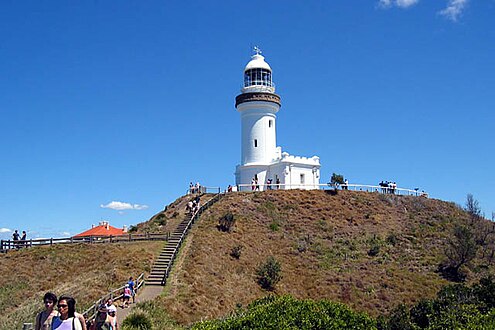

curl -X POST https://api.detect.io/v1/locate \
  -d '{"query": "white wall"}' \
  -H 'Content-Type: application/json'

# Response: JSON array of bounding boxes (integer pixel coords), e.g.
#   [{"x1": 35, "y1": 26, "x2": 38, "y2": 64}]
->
[{"x1": 238, "y1": 101, "x2": 279, "y2": 165}]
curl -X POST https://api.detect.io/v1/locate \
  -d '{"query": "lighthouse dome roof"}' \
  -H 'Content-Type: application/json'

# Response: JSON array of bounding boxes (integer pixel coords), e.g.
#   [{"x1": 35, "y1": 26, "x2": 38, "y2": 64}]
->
[{"x1": 244, "y1": 54, "x2": 272, "y2": 72}]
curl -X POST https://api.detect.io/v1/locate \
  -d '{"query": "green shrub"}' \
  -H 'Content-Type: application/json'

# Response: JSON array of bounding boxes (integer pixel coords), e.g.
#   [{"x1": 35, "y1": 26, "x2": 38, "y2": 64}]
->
[
  {"x1": 122, "y1": 312, "x2": 152, "y2": 330},
  {"x1": 269, "y1": 221, "x2": 279, "y2": 232},
  {"x1": 230, "y1": 245, "x2": 242, "y2": 259},
  {"x1": 386, "y1": 233, "x2": 398, "y2": 246},
  {"x1": 218, "y1": 212, "x2": 235, "y2": 232},
  {"x1": 256, "y1": 256, "x2": 282, "y2": 290},
  {"x1": 191, "y1": 295, "x2": 377, "y2": 330}
]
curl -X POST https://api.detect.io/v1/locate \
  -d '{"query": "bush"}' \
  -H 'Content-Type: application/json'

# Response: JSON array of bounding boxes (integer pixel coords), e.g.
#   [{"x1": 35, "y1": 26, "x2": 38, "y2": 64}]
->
[
  {"x1": 122, "y1": 312, "x2": 152, "y2": 330},
  {"x1": 386, "y1": 233, "x2": 398, "y2": 246},
  {"x1": 191, "y1": 295, "x2": 377, "y2": 330},
  {"x1": 230, "y1": 245, "x2": 242, "y2": 259},
  {"x1": 256, "y1": 256, "x2": 282, "y2": 290},
  {"x1": 440, "y1": 224, "x2": 478, "y2": 282},
  {"x1": 218, "y1": 212, "x2": 236, "y2": 232},
  {"x1": 379, "y1": 277, "x2": 495, "y2": 330},
  {"x1": 330, "y1": 173, "x2": 345, "y2": 186}
]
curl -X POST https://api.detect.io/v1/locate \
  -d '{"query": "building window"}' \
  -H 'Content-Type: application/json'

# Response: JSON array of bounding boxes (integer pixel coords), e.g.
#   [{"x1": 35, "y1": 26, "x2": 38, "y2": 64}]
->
[
  {"x1": 300, "y1": 174, "x2": 305, "y2": 184},
  {"x1": 254, "y1": 139, "x2": 258, "y2": 147},
  {"x1": 269, "y1": 120, "x2": 273, "y2": 128}
]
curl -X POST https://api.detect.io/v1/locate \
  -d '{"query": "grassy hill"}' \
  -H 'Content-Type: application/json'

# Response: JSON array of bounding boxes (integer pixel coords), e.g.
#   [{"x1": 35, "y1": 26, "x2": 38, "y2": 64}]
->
[
  {"x1": 139, "y1": 190, "x2": 494, "y2": 327},
  {"x1": 0, "y1": 241, "x2": 162, "y2": 330},
  {"x1": 2, "y1": 190, "x2": 494, "y2": 329}
]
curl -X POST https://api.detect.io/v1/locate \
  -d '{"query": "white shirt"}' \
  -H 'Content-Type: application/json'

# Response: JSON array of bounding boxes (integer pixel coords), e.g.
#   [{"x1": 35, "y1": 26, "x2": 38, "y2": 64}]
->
[{"x1": 51, "y1": 317, "x2": 82, "y2": 330}]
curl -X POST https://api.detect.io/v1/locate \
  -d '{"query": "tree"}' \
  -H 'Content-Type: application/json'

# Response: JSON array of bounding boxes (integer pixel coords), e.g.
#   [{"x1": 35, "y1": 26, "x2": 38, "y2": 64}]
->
[
  {"x1": 465, "y1": 194, "x2": 483, "y2": 221},
  {"x1": 256, "y1": 256, "x2": 282, "y2": 290},
  {"x1": 330, "y1": 173, "x2": 344, "y2": 188},
  {"x1": 442, "y1": 224, "x2": 478, "y2": 282}
]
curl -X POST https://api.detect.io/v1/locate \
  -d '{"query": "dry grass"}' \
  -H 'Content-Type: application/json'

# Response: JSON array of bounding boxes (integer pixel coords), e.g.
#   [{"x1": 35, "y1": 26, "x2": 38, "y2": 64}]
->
[
  {"x1": 0, "y1": 241, "x2": 162, "y2": 330},
  {"x1": 153, "y1": 190, "x2": 494, "y2": 326},
  {"x1": 4, "y1": 190, "x2": 493, "y2": 329}
]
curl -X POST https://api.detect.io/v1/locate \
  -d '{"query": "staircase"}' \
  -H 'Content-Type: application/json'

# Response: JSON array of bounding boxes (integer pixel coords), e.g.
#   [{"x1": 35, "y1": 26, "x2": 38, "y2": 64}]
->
[{"x1": 146, "y1": 193, "x2": 222, "y2": 286}]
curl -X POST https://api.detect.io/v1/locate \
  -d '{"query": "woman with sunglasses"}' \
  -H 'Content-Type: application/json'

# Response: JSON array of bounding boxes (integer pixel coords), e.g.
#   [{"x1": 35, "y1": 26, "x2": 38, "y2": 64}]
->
[
  {"x1": 35, "y1": 292, "x2": 59, "y2": 330},
  {"x1": 51, "y1": 295, "x2": 83, "y2": 330}
]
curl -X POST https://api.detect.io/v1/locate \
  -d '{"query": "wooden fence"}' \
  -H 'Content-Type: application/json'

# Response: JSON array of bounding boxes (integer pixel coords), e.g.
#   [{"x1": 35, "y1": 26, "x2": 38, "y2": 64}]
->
[{"x1": 1, "y1": 233, "x2": 169, "y2": 252}]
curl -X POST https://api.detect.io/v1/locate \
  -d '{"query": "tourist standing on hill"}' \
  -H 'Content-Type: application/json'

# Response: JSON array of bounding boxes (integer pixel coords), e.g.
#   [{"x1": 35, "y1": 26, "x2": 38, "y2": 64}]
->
[
  {"x1": 122, "y1": 285, "x2": 132, "y2": 308},
  {"x1": 35, "y1": 292, "x2": 59, "y2": 330},
  {"x1": 105, "y1": 305, "x2": 119, "y2": 329},
  {"x1": 51, "y1": 295, "x2": 82, "y2": 330},
  {"x1": 20, "y1": 230, "x2": 27, "y2": 247},
  {"x1": 127, "y1": 277, "x2": 136, "y2": 304},
  {"x1": 12, "y1": 230, "x2": 20, "y2": 248}
]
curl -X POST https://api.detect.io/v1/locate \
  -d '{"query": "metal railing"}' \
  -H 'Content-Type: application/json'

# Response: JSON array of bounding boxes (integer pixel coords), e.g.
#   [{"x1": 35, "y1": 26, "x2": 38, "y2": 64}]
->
[
  {"x1": 157, "y1": 191, "x2": 223, "y2": 286},
  {"x1": 234, "y1": 183, "x2": 428, "y2": 197},
  {"x1": 186, "y1": 186, "x2": 221, "y2": 195},
  {"x1": 1, "y1": 233, "x2": 169, "y2": 252}
]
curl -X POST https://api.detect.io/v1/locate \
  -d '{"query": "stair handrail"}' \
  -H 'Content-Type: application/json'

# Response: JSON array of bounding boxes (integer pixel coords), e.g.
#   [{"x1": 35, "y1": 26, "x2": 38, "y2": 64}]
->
[{"x1": 156, "y1": 191, "x2": 223, "y2": 285}]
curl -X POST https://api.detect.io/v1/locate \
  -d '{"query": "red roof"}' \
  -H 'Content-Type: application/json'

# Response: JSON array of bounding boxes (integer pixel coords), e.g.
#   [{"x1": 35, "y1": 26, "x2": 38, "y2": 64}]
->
[{"x1": 74, "y1": 224, "x2": 125, "y2": 238}]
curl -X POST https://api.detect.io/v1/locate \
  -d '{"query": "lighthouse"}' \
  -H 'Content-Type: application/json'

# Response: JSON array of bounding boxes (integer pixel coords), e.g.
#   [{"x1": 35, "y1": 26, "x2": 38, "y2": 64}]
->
[{"x1": 235, "y1": 48, "x2": 321, "y2": 190}]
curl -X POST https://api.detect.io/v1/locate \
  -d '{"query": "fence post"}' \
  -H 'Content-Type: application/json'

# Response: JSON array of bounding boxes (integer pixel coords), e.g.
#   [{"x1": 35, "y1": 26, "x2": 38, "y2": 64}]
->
[
  {"x1": 50, "y1": 238, "x2": 53, "y2": 246},
  {"x1": 0, "y1": 240, "x2": 3, "y2": 251}
]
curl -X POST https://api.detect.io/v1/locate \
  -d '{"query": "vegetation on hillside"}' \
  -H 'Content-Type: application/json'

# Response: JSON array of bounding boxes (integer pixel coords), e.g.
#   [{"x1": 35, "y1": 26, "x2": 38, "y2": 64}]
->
[
  {"x1": 4, "y1": 190, "x2": 494, "y2": 330},
  {"x1": 0, "y1": 242, "x2": 162, "y2": 330},
  {"x1": 146, "y1": 190, "x2": 494, "y2": 326}
]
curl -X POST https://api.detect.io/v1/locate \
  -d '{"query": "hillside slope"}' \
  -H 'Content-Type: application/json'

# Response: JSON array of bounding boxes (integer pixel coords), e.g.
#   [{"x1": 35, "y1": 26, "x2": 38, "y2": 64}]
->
[
  {"x1": 149, "y1": 190, "x2": 494, "y2": 325},
  {"x1": 0, "y1": 241, "x2": 162, "y2": 330}
]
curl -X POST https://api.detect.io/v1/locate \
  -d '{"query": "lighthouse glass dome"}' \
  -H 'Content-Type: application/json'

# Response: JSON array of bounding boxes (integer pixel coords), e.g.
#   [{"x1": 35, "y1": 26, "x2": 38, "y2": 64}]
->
[{"x1": 244, "y1": 68, "x2": 273, "y2": 88}]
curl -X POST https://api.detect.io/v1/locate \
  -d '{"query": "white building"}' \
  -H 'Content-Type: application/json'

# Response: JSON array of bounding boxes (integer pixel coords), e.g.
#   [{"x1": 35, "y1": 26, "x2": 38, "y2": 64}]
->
[{"x1": 235, "y1": 49, "x2": 321, "y2": 191}]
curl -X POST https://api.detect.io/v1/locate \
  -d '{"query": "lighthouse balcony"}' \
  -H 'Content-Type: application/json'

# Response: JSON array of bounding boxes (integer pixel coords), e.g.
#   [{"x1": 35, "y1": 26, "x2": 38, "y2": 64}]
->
[{"x1": 241, "y1": 83, "x2": 275, "y2": 94}]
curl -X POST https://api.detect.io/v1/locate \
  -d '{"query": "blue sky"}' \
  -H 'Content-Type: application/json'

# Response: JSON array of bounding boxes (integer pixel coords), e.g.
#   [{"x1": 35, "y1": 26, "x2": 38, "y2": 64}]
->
[{"x1": 0, "y1": 0, "x2": 494, "y2": 239}]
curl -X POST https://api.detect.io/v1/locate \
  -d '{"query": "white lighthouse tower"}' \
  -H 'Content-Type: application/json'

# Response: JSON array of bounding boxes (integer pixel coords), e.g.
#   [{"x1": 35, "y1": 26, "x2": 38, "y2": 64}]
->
[{"x1": 235, "y1": 48, "x2": 321, "y2": 190}]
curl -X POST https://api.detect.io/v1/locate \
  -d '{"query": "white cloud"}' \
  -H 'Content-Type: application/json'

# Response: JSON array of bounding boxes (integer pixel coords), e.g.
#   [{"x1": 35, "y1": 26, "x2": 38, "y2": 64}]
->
[
  {"x1": 0, "y1": 228, "x2": 11, "y2": 233},
  {"x1": 378, "y1": 0, "x2": 419, "y2": 8},
  {"x1": 61, "y1": 231, "x2": 71, "y2": 237},
  {"x1": 100, "y1": 201, "x2": 149, "y2": 211},
  {"x1": 439, "y1": 0, "x2": 468, "y2": 21}
]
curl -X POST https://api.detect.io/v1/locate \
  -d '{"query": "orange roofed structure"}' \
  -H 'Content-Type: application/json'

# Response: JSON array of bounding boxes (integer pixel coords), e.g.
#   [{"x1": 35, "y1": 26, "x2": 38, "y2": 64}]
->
[{"x1": 73, "y1": 221, "x2": 127, "y2": 238}]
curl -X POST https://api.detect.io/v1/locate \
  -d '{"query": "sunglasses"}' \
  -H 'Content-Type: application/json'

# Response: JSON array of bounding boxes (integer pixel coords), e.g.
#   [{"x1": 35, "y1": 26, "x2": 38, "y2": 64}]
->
[{"x1": 57, "y1": 304, "x2": 68, "y2": 308}]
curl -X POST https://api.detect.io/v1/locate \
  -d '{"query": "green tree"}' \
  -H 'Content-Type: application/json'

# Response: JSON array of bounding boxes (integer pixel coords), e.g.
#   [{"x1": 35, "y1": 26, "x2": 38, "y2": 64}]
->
[
  {"x1": 256, "y1": 256, "x2": 282, "y2": 290},
  {"x1": 442, "y1": 224, "x2": 478, "y2": 281}
]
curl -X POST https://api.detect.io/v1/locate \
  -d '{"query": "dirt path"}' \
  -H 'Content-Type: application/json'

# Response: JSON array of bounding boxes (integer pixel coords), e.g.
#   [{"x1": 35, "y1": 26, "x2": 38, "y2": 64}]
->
[{"x1": 116, "y1": 285, "x2": 163, "y2": 326}]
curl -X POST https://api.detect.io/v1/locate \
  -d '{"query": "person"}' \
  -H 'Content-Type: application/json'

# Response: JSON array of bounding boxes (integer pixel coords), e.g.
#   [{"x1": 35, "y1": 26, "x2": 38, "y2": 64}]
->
[
  {"x1": 266, "y1": 179, "x2": 272, "y2": 190},
  {"x1": 20, "y1": 230, "x2": 27, "y2": 247},
  {"x1": 75, "y1": 311, "x2": 87, "y2": 330},
  {"x1": 227, "y1": 184, "x2": 232, "y2": 193},
  {"x1": 105, "y1": 305, "x2": 118, "y2": 330},
  {"x1": 127, "y1": 277, "x2": 136, "y2": 304},
  {"x1": 122, "y1": 285, "x2": 131, "y2": 308},
  {"x1": 343, "y1": 179, "x2": 349, "y2": 190},
  {"x1": 276, "y1": 178, "x2": 281, "y2": 189},
  {"x1": 12, "y1": 230, "x2": 20, "y2": 249},
  {"x1": 251, "y1": 178, "x2": 256, "y2": 191},
  {"x1": 35, "y1": 292, "x2": 59, "y2": 330},
  {"x1": 186, "y1": 200, "x2": 194, "y2": 214},
  {"x1": 92, "y1": 304, "x2": 107, "y2": 330},
  {"x1": 51, "y1": 295, "x2": 83, "y2": 330},
  {"x1": 189, "y1": 182, "x2": 194, "y2": 194},
  {"x1": 105, "y1": 298, "x2": 114, "y2": 311}
]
